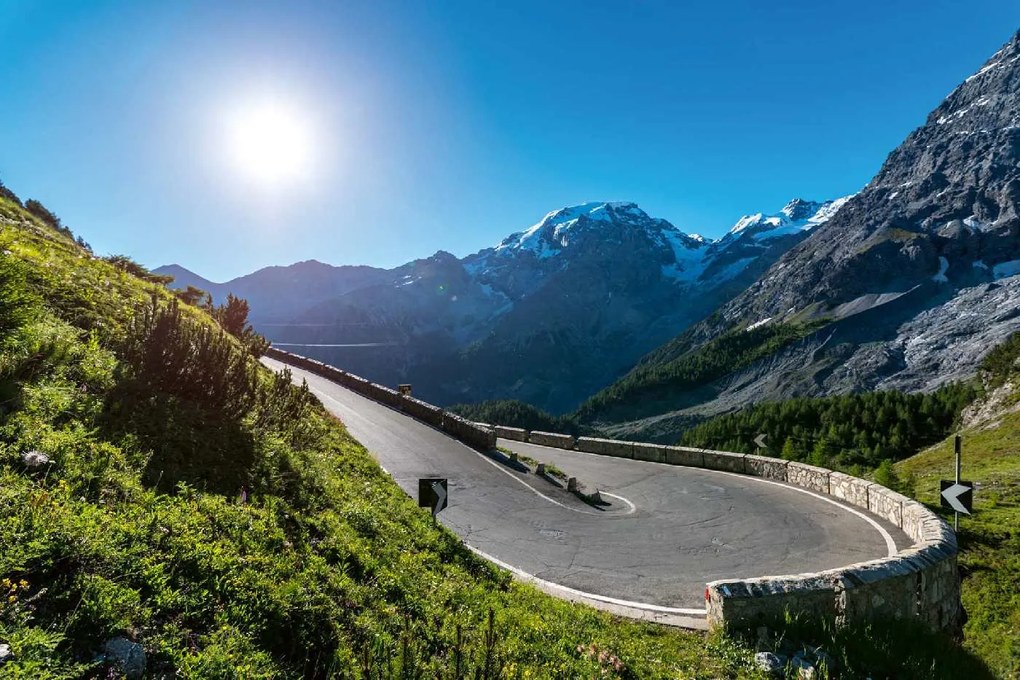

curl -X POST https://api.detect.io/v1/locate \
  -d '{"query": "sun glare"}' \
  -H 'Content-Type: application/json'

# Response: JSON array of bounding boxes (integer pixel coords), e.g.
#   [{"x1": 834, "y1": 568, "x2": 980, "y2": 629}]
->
[{"x1": 228, "y1": 102, "x2": 313, "y2": 186}]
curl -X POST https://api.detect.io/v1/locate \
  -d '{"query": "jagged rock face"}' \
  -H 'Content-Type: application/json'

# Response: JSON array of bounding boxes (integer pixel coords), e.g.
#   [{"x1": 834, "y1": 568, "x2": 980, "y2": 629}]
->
[
  {"x1": 724, "y1": 31, "x2": 1020, "y2": 328},
  {"x1": 596, "y1": 30, "x2": 1020, "y2": 441}
]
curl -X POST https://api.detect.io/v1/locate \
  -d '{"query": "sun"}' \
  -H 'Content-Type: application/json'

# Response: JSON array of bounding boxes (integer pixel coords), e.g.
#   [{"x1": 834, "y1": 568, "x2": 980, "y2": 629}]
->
[{"x1": 227, "y1": 101, "x2": 313, "y2": 186}]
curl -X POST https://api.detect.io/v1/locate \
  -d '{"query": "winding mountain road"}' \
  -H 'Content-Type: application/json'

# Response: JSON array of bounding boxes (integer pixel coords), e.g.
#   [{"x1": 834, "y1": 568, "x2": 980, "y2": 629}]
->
[{"x1": 263, "y1": 357, "x2": 909, "y2": 627}]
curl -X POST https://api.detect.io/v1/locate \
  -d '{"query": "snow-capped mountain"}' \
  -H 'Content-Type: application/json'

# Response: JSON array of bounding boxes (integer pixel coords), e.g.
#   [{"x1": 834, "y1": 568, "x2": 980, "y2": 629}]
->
[
  {"x1": 158, "y1": 196, "x2": 849, "y2": 412},
  {"x1": 722, "y1": 197, "x2": 854, "y2": 243}
]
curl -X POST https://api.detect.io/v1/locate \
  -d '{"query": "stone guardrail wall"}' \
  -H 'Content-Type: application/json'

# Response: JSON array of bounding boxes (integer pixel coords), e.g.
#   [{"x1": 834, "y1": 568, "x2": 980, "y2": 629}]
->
[
  {"x1": 501, "y1": 426, "x2": 962, "y2": 633},
  {"x1": 263, "y1": 348, "x2": 496, "y2": 451}
]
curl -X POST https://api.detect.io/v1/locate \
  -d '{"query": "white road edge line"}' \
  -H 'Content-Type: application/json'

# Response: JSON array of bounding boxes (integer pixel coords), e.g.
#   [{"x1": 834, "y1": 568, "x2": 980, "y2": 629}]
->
[
  {"x1": 466, "y1": 545, "x2": 706, "y2": 616},
  {"x1": 598, "y1": 491, "x2": 636, "y2": 514},
  {"x1": 511, "y1": 440, "x2": 900, "y2": 558}
]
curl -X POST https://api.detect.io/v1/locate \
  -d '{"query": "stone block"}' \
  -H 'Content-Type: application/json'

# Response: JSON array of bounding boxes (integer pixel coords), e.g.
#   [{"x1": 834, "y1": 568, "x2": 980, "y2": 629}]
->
[
  {"x1": 664, "y1": 446, "x2": 704, "y2": 468},
  {"x1": 575, "y1": 437, "x2": 634, "y2": 458},
  {"x1": 494, "y1": 426, "x2": 528, "y2": 442},
  {"x1": 367, "y1": 383, "x2": 403, "y2": 408},
  {"x1": 441, "y1": 412, "x2": 496, "y2": 450},
  {"x1": 528, "y1": 431, "x2": 575, "y2": 449},
  {"x1": 701, "y1": 450, "x2": 746, "y2": 474},
  {"x1": 787, "y1": 462, "x2": 831, "y2": 494},
  {"x1": 632, "y1": 442, "x2": 666, "y2": 463},
  {"x1": 744, "y1": 454, "x2": 788, "y2": 482},
  {"x1": 400, "y1": 397, "x2": 444, "y2": 427}
]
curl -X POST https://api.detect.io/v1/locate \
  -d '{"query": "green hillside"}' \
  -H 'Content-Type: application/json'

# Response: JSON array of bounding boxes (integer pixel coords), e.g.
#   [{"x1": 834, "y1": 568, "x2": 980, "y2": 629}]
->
[
  {"x1": 0, "y1": 191, "x2": 770, "y2": 677},
  {"x1": 896, "y1": 391, "x2": 1020, "y2": 678},
  {"x1": 574, "y1": 321, "x2": 826, "y2": 423},
  {"x1": 447, "y1": 400, "x2": 580, "y2": 435}
]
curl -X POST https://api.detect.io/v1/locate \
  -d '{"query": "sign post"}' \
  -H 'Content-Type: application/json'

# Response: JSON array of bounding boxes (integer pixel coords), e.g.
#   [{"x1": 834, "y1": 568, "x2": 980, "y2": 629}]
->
[
  {"x1": 940, "y1": 435, "x2": 973, "y2": 530},
  {"x1": 956, "y1": 435, "x2": 961, "y2": 532},
  {"x1": 418, "y1": 478, "x2": 448, "y2": 521}
]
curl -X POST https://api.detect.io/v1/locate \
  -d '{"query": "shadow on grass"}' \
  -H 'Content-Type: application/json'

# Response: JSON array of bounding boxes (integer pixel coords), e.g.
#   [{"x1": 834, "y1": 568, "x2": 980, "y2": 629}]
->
[
  {"x1": 102, "y1": 381, "x2": 256, "y2": 496},
  {"x1": 736, "y1": 613, "x2": 996, "y2": 680}
]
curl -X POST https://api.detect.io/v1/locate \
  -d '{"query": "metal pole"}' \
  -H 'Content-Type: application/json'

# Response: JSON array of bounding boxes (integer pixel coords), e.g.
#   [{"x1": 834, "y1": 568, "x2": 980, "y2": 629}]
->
[{"x1": 954, "y1": 435, "x2": 962, "y2": 531}]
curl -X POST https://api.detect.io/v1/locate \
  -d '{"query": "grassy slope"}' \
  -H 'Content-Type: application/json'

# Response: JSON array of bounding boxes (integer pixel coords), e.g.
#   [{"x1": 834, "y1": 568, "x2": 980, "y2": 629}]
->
[
  {"x1": 897, "y1": 409, "x2": 1020, "y2": 678},
  {"x1": 573, "y1": 321, "x2": 825, "y2": 424},
  {"x1": 0, "y1": 198, "x2": 767, "y2": 677},
  {"x1": 447, "y1": 400, "x2": 579, "y2": 435}
]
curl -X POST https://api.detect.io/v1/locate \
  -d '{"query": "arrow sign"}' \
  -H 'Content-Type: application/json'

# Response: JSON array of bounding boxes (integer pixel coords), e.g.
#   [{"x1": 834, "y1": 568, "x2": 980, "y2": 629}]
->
[
  {"x1": 418, "y1": 478, "x2": 449, "y2": 517},
  {"x1": 754, "y1": 433, "x2": 768, "y2": 449},
  {"x1": 940, "y1": 480, "x2": 973, "y2": 515},
  {"x1": 431, "y1": 480, "x2": 447, "y2": 514}
]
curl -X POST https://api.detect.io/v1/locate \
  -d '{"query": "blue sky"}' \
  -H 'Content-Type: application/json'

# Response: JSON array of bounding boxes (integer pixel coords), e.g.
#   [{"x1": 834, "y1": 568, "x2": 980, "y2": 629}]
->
[{"x1": 1, "y1": 1, "x2": 1018, "y2": 281}]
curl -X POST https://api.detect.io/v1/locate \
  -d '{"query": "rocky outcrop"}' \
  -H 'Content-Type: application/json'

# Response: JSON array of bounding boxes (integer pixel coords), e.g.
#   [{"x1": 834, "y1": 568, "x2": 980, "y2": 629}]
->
[{"x1": 720, "y1": 30, "x2": 1020, "y2": 325}]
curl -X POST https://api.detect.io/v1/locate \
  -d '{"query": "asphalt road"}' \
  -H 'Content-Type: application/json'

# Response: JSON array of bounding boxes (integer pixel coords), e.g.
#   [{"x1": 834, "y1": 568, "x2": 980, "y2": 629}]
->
[{"x1": 263, "y1": 357, "x2": 909, "y2": 622}]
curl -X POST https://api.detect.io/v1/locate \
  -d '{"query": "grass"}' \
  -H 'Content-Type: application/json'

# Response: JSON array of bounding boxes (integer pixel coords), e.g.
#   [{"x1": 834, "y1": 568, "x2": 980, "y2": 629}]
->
[
  {"x1": 897, "y1": 410, "x2": 1020, "y2": 679},
  {"x1": 495, "y1": 446, "x2": 567, "y2": 482}
]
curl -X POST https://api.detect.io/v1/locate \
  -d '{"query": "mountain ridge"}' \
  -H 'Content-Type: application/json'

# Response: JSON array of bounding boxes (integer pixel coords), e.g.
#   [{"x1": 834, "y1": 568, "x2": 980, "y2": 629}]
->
[
  {"x1": 581, "y1": 28, "x2": 1020, "y2": 440},
  {"x1": 157, "y1": 195, "x2": 849, "y2": 412}
]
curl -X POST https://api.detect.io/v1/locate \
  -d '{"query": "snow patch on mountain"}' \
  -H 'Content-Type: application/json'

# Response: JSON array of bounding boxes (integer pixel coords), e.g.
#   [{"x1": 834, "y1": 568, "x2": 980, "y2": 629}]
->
[
  {"x1": 726, "y1": 196, "x2": 854, "y2": 242},
  {"x1": 993, "y1": 260, "x2": 1020, "y2": 279},
  {"x1": 482, "y1": 197, "x2": 852, "y2": 291}
]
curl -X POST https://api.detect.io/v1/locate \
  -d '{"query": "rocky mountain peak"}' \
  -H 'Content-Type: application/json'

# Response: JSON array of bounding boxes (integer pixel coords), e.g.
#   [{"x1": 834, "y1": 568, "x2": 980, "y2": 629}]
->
[
  {"x1": 705, "y1": 28, "x2": 1020, "y2": 335},
  {"x1": 492, "y1": 201, "x2": 683, "y2": 260},
  {"x1": 780, "y1": 198, "x2": 821, "y2": 221},
  {"x1": 723, "y1": 196, "x2": 852, "y2": 243}
]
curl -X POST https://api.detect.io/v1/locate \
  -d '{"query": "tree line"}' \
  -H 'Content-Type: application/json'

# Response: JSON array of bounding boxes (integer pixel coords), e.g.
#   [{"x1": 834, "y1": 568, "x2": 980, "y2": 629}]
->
[{"x1": 678, "y1": 384, "x2": 977, "y2": 474}]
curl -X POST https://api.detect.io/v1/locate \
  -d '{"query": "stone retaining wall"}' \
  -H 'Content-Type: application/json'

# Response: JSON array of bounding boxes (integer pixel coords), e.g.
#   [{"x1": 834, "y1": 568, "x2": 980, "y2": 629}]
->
[
  {"x1": 744, "y1": 454, "x2": 788, "y2": 482},
  {"x1": 485, "y1": 421, "x2": 960, "y2": 634},
  {"x1": 400, "y1": 396, "x2": 444, "y2": 428},
  {"x1": 665, "y1": 446, "x2": 704, "y2": 468},
  {"x1": 441, "y1": 412, "x2": 497, "y2": 451},
  {"x1": 632, "y1": 442, "x2": 666, "y2": 463},
  {"x1": 702, "y1": 450, "x2": 746, "y2": 474},
  {"x1": 263, "y1": 347, "x2": 494, "y2": 452},
  {"x1": 787, "y1": 461, "x2": 831, "y2": 495}
]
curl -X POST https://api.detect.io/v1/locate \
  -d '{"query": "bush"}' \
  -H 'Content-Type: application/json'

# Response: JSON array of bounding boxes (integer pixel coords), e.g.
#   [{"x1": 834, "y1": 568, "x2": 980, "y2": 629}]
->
[
  {"x1": 103, "y1": 254, "x2": 175, "y2": 285},
  {"x1": 0, "y1": 178, "x2": 22, "y2": 206},
  {"x1": 0, "y1": 249, "x2": 38, "y2": 340},
  {"x1": 207, "y1": 293, "x2": 270, "y2": 357},
  {"x1": 117, "y1": 296, "x2": 258, "y2": 421},
  {"x1": 24, "y1": 199, "x2": 62, "y2": 230}
]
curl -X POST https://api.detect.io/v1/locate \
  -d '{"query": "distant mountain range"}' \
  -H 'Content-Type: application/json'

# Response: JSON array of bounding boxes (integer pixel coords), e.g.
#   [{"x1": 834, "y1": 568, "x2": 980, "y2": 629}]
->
[{"x1": 158, "y1": 197, "x2": 848, "y2": 412}]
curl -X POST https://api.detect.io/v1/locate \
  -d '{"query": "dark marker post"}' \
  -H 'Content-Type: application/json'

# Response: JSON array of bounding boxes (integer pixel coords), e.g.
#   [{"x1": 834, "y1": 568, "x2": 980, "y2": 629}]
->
[{"x1": 955, "y1": 435, "x2": 962, "y2": 531}]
